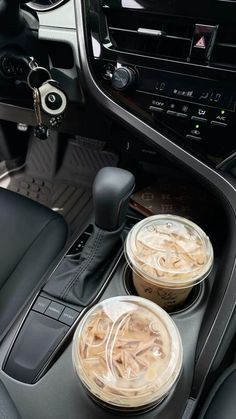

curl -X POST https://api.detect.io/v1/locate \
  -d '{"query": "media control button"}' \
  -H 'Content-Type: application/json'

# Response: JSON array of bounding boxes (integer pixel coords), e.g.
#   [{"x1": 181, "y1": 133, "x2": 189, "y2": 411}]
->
[
  {"x1": 45, "y1": 302, "x2": 65, "y2": 320},
  {"x1": 32, "y1": 297, "x2": 51, "y2": 314}
]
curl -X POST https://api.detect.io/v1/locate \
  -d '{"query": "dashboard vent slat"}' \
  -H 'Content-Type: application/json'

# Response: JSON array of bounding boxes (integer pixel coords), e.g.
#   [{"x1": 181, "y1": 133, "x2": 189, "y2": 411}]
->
[
  {"x1": 105, "y1": 11, "x2": 194, "y2": 62},
  {"x1": 104, "y1": 9, "x2": 236, "y2": 72},
  {"x1": 211, "y1": 25, "x2": 236, "y2": 70}
]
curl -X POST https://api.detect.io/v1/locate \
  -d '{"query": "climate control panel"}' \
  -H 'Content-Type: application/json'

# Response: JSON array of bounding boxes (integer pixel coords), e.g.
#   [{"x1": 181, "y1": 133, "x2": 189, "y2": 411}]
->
[{"x1": 95, "y1": 60, "x2": 236, "y2": 162}]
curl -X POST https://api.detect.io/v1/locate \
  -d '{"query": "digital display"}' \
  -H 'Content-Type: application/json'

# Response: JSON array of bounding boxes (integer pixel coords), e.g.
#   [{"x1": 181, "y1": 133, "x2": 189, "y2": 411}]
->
[{"x1": 138, "y1": 68, "x2": 235, "y2": 110}]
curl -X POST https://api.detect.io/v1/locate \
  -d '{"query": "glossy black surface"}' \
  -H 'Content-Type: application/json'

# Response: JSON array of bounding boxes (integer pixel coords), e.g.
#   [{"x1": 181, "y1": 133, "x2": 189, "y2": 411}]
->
[{"x1": 86, "y1": 0, "x2": 236, "y2": 165}]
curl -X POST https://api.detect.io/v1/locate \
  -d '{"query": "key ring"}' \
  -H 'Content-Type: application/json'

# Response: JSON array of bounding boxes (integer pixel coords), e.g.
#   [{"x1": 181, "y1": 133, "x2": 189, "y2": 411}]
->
[
  {"x1": 27, "y1": 66, "x2": 51, "y2": 90},
  {"x1": 28, "y1": 57, "x2": 38, "y2": 70}
]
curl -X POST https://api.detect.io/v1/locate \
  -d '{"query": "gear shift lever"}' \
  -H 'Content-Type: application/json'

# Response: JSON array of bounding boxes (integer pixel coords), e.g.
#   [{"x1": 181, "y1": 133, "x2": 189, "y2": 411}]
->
[
  {"x1": 44, "y1": 167, "x2": 135, "y2": 306},
  {"x1": 93, "y1": 167, "x2": 135, "y2": 231}
]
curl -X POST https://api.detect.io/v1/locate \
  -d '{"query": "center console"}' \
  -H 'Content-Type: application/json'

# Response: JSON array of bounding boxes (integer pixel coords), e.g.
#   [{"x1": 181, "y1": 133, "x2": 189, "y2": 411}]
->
[
  {"x1": 85, "y1": 0, "x2": 236, "y2": 165},
  {"x1": 2, "y1": 167, "x2": 135, "y2": 384},
  {"x1": 0, "y1": 161, "x2": 229, "y2": 419},
  {"x1": 0, "y1": 2, "x2": 236, "y2": 419}
]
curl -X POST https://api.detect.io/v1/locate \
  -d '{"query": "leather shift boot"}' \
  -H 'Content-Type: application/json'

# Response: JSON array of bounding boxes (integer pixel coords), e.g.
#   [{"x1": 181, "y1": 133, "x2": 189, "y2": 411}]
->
[{"x1": 43, "y1": 224, "x2": 123, "y2": 306}]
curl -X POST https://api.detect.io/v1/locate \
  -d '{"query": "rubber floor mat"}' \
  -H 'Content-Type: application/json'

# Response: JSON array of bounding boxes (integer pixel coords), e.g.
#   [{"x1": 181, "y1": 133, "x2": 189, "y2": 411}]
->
[{"x1": 0, "y1": 135, "x2": 118, "y2": 234}]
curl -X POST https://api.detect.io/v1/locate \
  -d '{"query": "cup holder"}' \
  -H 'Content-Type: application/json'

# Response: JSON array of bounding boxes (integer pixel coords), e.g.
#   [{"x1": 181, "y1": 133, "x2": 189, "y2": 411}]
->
[{"x1": 123, "y1": 265, "x2": 203, "y2": 314}]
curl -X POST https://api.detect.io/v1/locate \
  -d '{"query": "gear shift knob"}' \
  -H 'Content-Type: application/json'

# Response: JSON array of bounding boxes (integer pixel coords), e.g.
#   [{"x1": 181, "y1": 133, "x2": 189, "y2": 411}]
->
[
  {"x1": 44, "y1": 167, "x2": 135, "y2": 306},
  {"x1": 93, "y1": 167, "x2": 135, "y2": 231}
]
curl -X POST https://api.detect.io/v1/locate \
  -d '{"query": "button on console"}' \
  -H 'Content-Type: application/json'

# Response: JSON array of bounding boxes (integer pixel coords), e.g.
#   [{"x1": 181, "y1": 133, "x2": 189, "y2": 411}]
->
[
  {"x1": 176, "y1": 112, "x2": 188, "y2": 118},
  {"x1": 45, "y1": 302, "x2": 65, "y2": 320},
  {"x1": 191, "y1": 116, "x2": 207, "y2": 123},
  {"x1": 167, "y1": 110, "x2": 188, "y2": 118},
  {"x1": 190, "y1": 24, "x2": 218, "y2": 62},
  {"x1": 186, "y1": 134, "x2": 202, "y2": 142},
  {"x1": 32, "y1": 297, "x2": 51, "y2": 314},
  {"x1": 111, "y1": 67, "x2": 136, "y2": 91},
  {"x1": 149, "y1": 106, "x2": 164, "y2": 113},
  {"x1": 211, "y1": 120, "x2": 228, "y2": 127},
  {"x1": 59, "y1": 307, "x2": 79, "y2": 326},
  {"x1": 167, "y1": 110, "x2": 177, "y2": 116}
]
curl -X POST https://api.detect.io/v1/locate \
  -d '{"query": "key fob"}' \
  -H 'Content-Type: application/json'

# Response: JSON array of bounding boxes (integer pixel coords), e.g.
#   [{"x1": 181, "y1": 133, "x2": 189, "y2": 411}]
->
[
  {"x1": 34, "y1": 124, "x2": 49, "y2": 140},
  {"x1": 38, "y1": 81, "x2": 67, "y2": 116}
]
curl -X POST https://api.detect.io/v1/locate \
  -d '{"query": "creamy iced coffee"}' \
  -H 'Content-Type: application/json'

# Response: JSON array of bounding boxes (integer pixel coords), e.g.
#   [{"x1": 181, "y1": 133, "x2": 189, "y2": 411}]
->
[
  {"x1": 125, "y1": 215, "x2": 213, "y2": 311},
  {"x1": 72, "y1": 296, "x2": 183, "y2": 411}
]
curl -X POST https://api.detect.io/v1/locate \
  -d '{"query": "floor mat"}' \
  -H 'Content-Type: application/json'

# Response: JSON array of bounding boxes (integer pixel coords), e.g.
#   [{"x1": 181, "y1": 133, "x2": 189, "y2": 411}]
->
[{"x1": 0, "y1": 135, "x2": 118, "y2": 233}]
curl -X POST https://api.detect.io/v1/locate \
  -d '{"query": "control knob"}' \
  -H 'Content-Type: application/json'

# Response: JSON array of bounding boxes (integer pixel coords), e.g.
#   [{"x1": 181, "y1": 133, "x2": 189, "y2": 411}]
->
[{"x1": 111, "y1": 67, "x2": 136, "y2": 91}]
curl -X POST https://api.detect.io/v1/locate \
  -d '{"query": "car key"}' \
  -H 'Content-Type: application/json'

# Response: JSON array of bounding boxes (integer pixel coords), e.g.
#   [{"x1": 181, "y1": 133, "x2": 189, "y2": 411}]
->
[
  {"x1": 27, "y1": 65, "x2": 67, "y2": 132},
  {"x1": 33, "y1": 88, "x2": 49, "y2": 140},
  {"x1": 27, "y1": 65, "x2": 52, "y2": 90},
  {"x1": 27, "y1": 65, "x2": 51, "y2": 139},
  {"x1": 38, "y1": 80, "x2": 67, "y2": 128}
]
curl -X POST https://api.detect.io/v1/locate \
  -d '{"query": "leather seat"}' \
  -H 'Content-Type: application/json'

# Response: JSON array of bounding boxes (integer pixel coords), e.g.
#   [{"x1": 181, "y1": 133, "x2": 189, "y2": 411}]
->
[
  {"x1": 0, "y1": 187, "x2": 67, "y2": 341},
  {"x1": 0, "y1": 381, "x2": 21, "y2": 419},
  {"x1": 198, "y1": 364, "x2": 236, "y2": 419}
]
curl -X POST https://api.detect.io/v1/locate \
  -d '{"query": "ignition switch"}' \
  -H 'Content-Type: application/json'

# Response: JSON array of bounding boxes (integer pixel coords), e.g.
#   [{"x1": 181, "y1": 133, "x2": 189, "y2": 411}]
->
[{"x1": 0, "y1": 53, "x2": 33, "y2": 80}]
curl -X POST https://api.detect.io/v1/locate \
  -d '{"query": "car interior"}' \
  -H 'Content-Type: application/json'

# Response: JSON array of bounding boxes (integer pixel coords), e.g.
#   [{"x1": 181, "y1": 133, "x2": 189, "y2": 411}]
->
[{"x1": 0, "y1": 0, "x2": 236, "y2": 418}]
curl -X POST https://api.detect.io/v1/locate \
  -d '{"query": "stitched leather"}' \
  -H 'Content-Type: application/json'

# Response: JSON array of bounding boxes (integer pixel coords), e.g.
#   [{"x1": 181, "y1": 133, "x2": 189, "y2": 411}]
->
[{"x1": 44, "y1": 224, "x2": 123, "y2": 306}]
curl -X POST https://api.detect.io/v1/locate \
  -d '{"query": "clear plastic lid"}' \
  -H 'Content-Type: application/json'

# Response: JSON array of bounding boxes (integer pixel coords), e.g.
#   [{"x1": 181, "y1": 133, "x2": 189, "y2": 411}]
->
[
  {"x1": 72, "y1": 296, "x2": 183, "y2": 409},
  {"x1": 124, "y1": 215, "x2": 214, "y2": 288}
]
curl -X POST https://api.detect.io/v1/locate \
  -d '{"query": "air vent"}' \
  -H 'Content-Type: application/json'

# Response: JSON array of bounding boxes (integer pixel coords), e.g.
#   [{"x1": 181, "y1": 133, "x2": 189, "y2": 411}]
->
[
  {"x1": 104, "y1": 10, "x2": 194, "y2": 62},
  {"x1": 211, "y1": 25, "x2": 236, "y2": 70}
]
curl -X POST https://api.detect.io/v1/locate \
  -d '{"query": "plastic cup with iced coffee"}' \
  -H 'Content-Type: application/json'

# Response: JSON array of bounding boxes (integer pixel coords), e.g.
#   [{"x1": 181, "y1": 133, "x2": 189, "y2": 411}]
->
[
  {"x1": 72, "y1": 296, "x2": 183, "y2": 412},
  {"x1": 124, "y1": 215, "x2": 213, "y2": 311}
]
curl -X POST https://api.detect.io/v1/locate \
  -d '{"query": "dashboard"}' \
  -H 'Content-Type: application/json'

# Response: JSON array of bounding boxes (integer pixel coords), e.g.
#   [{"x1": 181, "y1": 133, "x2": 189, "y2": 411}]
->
[{"x1": 15, "y1": 0, "x2": 236, "y2": 169}]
